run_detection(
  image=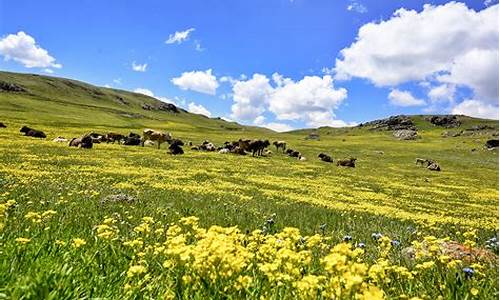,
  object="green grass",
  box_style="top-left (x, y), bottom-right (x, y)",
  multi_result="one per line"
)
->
top-left (0, 71), bottom-right (498, 299)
